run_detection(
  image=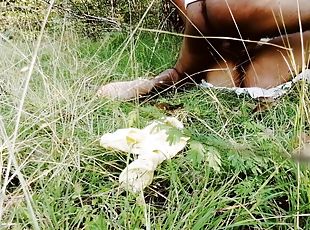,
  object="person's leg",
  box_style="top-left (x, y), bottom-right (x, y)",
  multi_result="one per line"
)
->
top-left (152, 0), bottom-right (212, 88)
top-left (204, 59), bottom-right (240, 87)
top-left (151, 0), bottom-right (310, 89)
top-left (242, 31), bottom-right (310, 88)
top-left (201, 39), bottom-right (254, 87)
top-left (97, 0), bottom-right (214, 99)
